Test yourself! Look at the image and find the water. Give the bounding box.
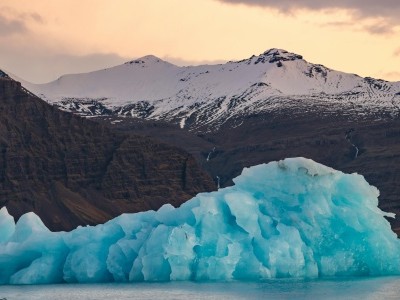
[1,277,400,300]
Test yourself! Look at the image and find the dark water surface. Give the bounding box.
[1,277,400,299]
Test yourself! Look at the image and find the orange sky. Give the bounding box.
[0,0,399,83]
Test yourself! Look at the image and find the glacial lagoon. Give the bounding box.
[1,278,400,299]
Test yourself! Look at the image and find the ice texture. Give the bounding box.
[1,157,400,284]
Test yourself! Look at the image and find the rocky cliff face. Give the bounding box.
[0,77,215,231]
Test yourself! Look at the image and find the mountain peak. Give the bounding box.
[261,48,303,62]
[124,55,169,66]
[234,48,304,65]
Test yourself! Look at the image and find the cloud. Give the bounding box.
[217,0,400,32]
[364,21,395,35]
[216,0,400,17]
[323,21,354,28]
[0,5,44,22]
[323,19,395,35]
[0,6,126,83]
[0,7,44,37]
[162,56,227,66]
[0,49,129,83]
[27,12,44,24]
[0,14,27,36]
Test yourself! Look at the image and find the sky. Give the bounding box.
[0,0,399,83]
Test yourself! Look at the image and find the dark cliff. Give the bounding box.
[0,77,215,231]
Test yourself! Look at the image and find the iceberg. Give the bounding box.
[1,157,400,284]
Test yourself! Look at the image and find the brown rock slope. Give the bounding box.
[0,76,215,231]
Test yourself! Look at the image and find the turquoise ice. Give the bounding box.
[1,157,400,284]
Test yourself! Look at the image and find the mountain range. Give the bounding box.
[17,48,400,132]
[5,48,400,234]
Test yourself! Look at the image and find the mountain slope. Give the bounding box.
[18,49,400,132]
[0,74,215,231]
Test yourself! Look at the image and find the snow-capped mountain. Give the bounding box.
[17,49,400,132]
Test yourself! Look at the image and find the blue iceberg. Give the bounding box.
[1,157,400,284]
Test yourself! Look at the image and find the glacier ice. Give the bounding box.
[1,157,400,284]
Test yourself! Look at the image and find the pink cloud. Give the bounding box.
[217,0,400,33]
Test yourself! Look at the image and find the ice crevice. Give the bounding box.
[1,157,400,284]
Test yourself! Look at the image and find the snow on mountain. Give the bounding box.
[15,49,400,131]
